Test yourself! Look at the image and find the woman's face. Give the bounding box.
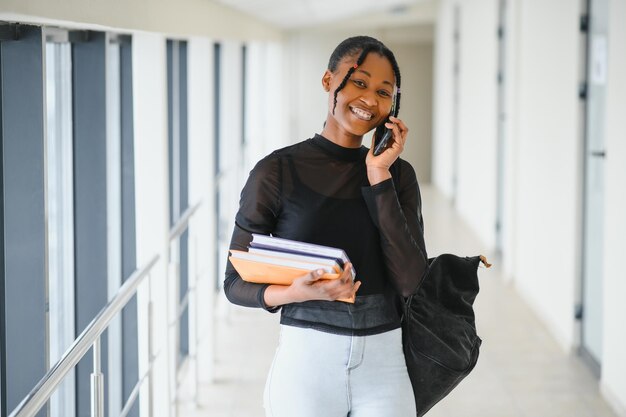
[322,52,395,138]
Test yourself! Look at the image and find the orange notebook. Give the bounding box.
[228,255,355,303]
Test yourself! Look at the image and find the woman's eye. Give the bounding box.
[378,90,392,98]
[352,79,366,88]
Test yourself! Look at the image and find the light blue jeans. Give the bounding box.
[263,325,416,417]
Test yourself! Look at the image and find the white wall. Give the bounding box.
[132,32,171,417]
[244,41,289,170]
[456,0,498,249]
[511,0,583,351]
[286,32,335,142]
[501,0,523,281]
[432,0,456,197]
[215,40,244,294]
[386,41,434,183]
[187,37,216,385]
[432,0,499,250]
[433,0,583,350]
[601,0,626,413]
[433,0,626,414]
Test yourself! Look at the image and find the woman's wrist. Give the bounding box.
[367,167,392,185]
[263,283,301,308]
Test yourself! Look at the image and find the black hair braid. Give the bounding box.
[331,45,375,115]
[387,52,402,117]
[374,51,402,141]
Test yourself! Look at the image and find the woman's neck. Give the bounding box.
[320,119,364,149]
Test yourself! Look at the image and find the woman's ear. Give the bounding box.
[321,69,333,92]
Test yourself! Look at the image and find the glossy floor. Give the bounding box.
[179,185,618,417]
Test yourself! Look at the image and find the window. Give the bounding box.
[1,23,49,416]
[106,33,138,417]
[167,39,190,363]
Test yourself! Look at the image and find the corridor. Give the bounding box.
[181,186,617,417]
[3,1,626,416]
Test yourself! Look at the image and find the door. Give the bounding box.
[452,4,461,205]
[580,0,609,372]
[495,0,508,253]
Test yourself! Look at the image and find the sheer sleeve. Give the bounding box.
[361,160,428,297]
[223,154,282,312]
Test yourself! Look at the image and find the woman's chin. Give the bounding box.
[343,121,376,137]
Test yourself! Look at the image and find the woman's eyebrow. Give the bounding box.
[355,69,394,87]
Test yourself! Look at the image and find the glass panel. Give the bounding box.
[45,41,76,417]
[167,39,190,364]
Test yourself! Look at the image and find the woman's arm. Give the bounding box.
[225,223,359,309]
[223,154,282,311]
[361,164,427,297]
[362,117,428,297]
[224,154,360,310]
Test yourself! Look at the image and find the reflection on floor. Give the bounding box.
[179,185,617,417]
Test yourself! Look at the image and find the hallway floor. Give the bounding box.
[181,185,618,417]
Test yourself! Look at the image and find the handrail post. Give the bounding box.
[91,337,104,417]
[189,233,199,407]
[147,272,154,417]
[168,258,180,417]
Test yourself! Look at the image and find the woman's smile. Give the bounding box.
[349,105,374,121]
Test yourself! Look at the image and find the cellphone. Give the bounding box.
[373,126,393,156]
[372,86,399,156]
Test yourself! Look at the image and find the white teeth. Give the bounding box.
[350,106,373,121]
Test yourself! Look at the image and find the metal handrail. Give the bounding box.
[166,199,203,414]
[169,201,202,242]
[9,254,160,417]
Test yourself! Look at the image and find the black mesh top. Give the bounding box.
[224,134,428,336]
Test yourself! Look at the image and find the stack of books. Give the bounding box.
[229,234,356,302]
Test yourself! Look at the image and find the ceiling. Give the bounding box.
[213,0,437,30]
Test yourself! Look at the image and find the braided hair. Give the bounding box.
[328,36,402,140]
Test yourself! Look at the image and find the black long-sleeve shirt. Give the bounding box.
[224,134,428,336]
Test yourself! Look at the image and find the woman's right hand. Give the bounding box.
[291,263,361,302]
[263,264,361,307]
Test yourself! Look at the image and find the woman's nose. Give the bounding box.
[359,91,377,107]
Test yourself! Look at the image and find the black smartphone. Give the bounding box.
[373,125,394,156]
[372,87,398,156]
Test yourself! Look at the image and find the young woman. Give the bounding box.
[224,35,428,417]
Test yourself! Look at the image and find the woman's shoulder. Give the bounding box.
[272,138,313,156]
[253,139,312,168]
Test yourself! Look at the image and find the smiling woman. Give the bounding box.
[223,36,428,417]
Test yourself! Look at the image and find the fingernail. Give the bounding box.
[316,269,324,276]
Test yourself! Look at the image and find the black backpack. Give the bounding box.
[402,254,489,416]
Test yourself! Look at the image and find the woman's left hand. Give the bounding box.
[366,116,409,185]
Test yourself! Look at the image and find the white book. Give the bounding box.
[250,234,355,278]
[248,247,342,271]
[229,250,338,274]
